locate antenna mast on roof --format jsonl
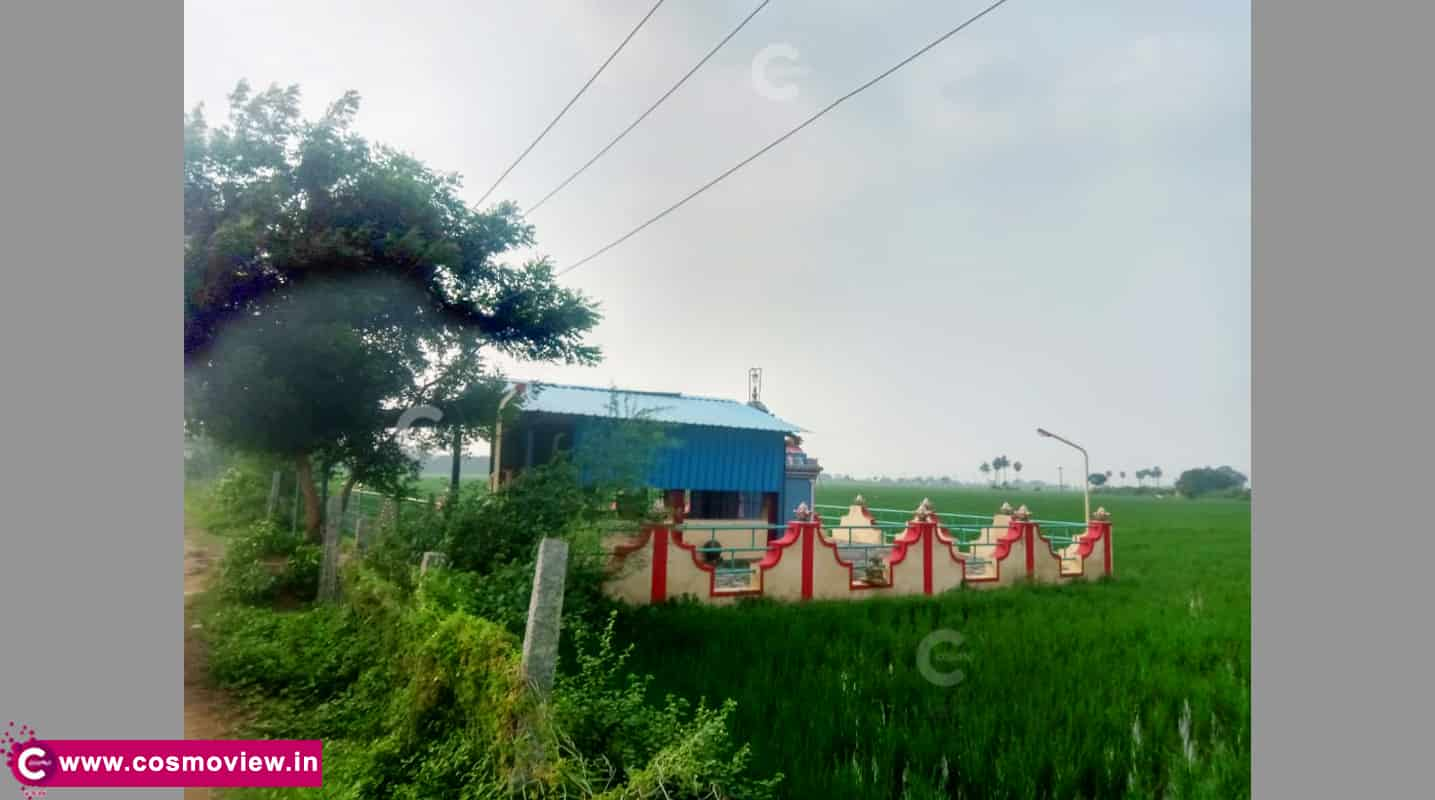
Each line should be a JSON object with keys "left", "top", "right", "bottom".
{"left": 748, "top": 368, "right": 769, "bottom": 412}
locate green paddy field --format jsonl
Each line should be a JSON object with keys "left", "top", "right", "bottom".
{"left": 612, "top": 484, "right": 1251, "bottom": 799}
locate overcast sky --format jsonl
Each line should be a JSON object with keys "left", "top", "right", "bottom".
{"left": 185, "top": 0, "right": 1250, "bottom": 484}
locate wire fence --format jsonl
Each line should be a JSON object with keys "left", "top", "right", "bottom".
{"left": 255, "top": 469, "right": 439, "bottom": 547}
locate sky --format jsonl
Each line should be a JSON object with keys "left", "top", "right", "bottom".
{"left": 184, "top": 0, "right": 1250, "bottom": 484}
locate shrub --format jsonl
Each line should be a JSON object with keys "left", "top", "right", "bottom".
{"left": 217, "top": 520, "right": 320, "bottom": 605}
{"left": 548, "top": 612, "right": 783, "bottom": 799}
{"left": 442, "top": 461, "right": 591, "bottom": 574}
{"left": 207, "top": 570, "right": 778, "bottom": 799}
{"left": 204, "top": 464, "right": 274, "bottom": 533}
{"left": 362, "top": 498, "right": 446, "bottom": 591}
{"left": 359, "top": 462, "right": 622, "bottom": 637}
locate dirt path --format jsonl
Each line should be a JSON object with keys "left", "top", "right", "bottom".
{"left": 184, "top": 525, "right": 239, "bottom": 800}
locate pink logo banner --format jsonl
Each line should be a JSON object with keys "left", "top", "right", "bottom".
{"left": 6, "top": 739, "right": 323, "bottom": 789}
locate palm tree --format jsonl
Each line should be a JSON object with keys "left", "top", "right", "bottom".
{"left": 1119, "top": 470, "right": 1126, "bottom": 486}
{"left": 979, "top": 462, "right": 992, "bottom": 486}
{"left": 1150, "top": 466, "right": 1163, "bottom": 488}
{"left": 1136, "top": 468, "right": 1149, "bottom": 488}
{"left": 1013, "top": 461, "right": 1023, "bottom": 484}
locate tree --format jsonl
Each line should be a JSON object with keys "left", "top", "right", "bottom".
{"left": 992, "top": 455, "right": 1010, "bottom": 486}
{"left": 1088, "top": 472, "right": 1108, "bottom": 487}
{"left": 1135, "top": 468, "right": 1149, "bottom": 488}
{"left": 184, "top": 82, "right": 601, "bottom": 547}
{"left": 406, "top": 342, "right": 512, "bottom": 501}
{"left": 1119, "top": 470, "right": 1126, "bottom": 485}
{"left": 979, "top": 462, "right": 992, "bottom": 485}
{"left": 1150, "top": 466, "right": 1164, "bottom": 488}
{"left": 321, "top": 426, "right": 419, "bottom": 524}
{"left": 1174, "top": 466, "right": 1247, "bottom": 498}
{"left": 1013, "top": 461, "right": 1023, "bottom": 483}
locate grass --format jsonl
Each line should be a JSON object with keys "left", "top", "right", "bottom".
{"left": 610, "top": 484, "right": 1250, "bottom": 799}
{"left": 408, "top": 474, "right": 488, "bottom": 498}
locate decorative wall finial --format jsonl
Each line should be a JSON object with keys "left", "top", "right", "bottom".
{"left": 1013, "top": 504, "right": 1032, "bottom": 521}
{"left": 914, "top": 498, "right": 934, "bottom": 522}
{"left": 1092, "top": 507, "right": 1111, "bottom": 521}
{"left": 793, "top": 502, "right": 813, "bottom": 521}
{"left": 854, "top": 494, "right": 866, "bottom": 507}
{"left": 999, "top": 502, "right": 1014, "bottom": 515}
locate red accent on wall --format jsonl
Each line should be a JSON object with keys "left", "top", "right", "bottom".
{"left": 1023, "top": 521, "right": 1035, "bottom": 576}
{"left": 651, "top": 526, "right": 668, "bottom": 603}
{"left": 1101, "top": 522, "right": 1113, "bottom": 576}
{"left": 921, "top": 522, "right": 934, "bottom": 595}
{"left": 1033, "top": 521, "right": 1114, "bottom": 579}
{"left": 664, "top": 490, "right": 687, "bottom": 524}
{"left": 809, "top": 518, "right": 899, "bottom": 592}
{"left": 800, "top": 522, "right": 815, "bottom": 600}
{"left": 932, "top": 521, "right": 1021, "bottom": 583}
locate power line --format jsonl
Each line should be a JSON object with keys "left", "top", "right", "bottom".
{"left": 557, "top": 0, "right": 1012, "bottom": 277}
{"left": 475, "top": 0, "right": 668, "bottom": 206}
{"left": 528, "top": 0, "right": 772, "bottom": 215}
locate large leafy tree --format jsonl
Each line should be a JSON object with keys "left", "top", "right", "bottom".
{"left": 405, "top": 338, "right": 514, "bottom": 500}
{"left": 184, "top": 81, "right": 601, "bottom": 543}
{"left": 1174, "top": 466, "right": 1246, "bottom": 498}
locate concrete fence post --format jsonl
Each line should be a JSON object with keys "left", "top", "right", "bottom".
{"left": 520, "top": 538, "right": 569, "bottom": 696}
{"left": 317, "top": 495, "right": 343, "bottom": 602}
{"left": 419, "top": 551, "right": 448, "bottom": 575}
{"left": 511, "top": 537, "right": 569, "bottom": 790}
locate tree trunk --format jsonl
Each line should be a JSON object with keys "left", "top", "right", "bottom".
{"left": 319, "top": 461, "right": 331, "bottom": 526}
{"left": 339, "top": 473, "right": 358, "bottom": 514}
{"left": 295, "top": 453, "right": 323, "bottom": 543}
{"left": 449, "top": 425, "right": 463, "bottom": 500}
{"left": 317, "top": 474, "right": 357, "bottom": 604}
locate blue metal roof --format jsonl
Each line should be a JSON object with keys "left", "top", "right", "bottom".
{"left": 574, "top": 420, "right": 786, "bottom": 492}
{"left": 514, "top": 382, "right": 801, "bottom": 433}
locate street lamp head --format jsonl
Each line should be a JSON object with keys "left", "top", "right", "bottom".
{"left": 1037, "top": 428, "right": 1052, "bottom": 438}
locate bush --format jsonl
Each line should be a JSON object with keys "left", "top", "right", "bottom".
{"left": 547, "top": 613, "right": 783, "bottom": 799}
{"left": 442, "top": 461, "right": 592, "bottom": 574}
{"left": 362, "top": 498, "right": 446, "bottom": 591}
{"left": 206, "top": 569, "right": 778, "bottom": 799}
{"left": 217, "top": 520, "right": 320, "bottom": 605}
{"left": 197, "top": 456, "right": 296, "bottom": 534}
{"left": 359, "top": 462, "right": 622, "bottom": 637}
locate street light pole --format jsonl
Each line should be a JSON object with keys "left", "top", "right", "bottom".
{"left": 1037, "top": 428, "right": 1091, "bottom": 522}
